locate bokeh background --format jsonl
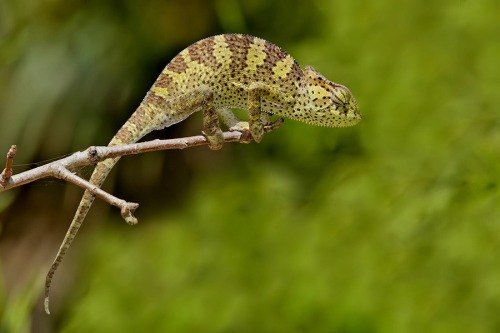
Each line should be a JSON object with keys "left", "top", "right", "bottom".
{"left": 1, "top": 0, "right": 499, "bottom": 332}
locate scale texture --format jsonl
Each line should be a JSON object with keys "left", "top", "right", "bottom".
{"left": 44, "top": 34, "right": 361, "bottom": 314}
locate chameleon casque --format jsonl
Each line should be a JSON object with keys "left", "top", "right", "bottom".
{"left": 44, "top": 34, "right": 361, "bottom": 314}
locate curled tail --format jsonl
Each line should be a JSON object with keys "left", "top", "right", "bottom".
{"left": 44, "top": 101, "right": 163, "bottom": 314}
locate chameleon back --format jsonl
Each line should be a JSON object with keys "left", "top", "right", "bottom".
{"left": 150, "top": 34, "right": 303, "bottom": 112}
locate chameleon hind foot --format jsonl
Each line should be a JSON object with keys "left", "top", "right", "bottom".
{"left": 229, "top": 121, "right": 253, "bottom": 144}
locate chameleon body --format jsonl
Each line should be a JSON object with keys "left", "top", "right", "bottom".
{"left": 44, "top": 34, "right": 361, "bottom": 314}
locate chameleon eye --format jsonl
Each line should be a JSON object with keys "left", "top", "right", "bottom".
{"left": 331, "top": 92, "right": 343, "bottom": 105}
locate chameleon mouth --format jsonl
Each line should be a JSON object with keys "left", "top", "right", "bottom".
{"left": 309, "top": 105, "right": 362, "bottom": 128}
{"left": 299, "top": 109, "right": 362, "bottom": 128}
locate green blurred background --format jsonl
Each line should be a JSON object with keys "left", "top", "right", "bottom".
{"left": 1, "top": 0, "right": 499, "bottom": 332}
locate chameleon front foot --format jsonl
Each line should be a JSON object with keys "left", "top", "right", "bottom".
{"left": 264, "top": 117, "right": 285, "bottom": 132}
{"left": 228, "top": 117, "right": 283, "bottom": 143}
{"left": 203, "top": 130, "right": 224, "bottom": 150}
{"left": 229, "top": 121, "right": 253, "bottom": 143}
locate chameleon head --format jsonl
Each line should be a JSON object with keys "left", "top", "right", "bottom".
{"left": 291, "top": 66, "right": 361, "bottom": 127}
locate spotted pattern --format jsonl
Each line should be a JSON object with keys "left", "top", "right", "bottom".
{"left": 152, "top": 34, "right": 303, "bottom": 112}
{"left": 45, "top": 35, "right": 361, "bottom": 315}
{"left": 167, "top": 51, "right": 188, "bottom": 73}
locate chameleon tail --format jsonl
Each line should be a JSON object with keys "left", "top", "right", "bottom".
{"left": 44, "top": 103, "right": 160, "bottom": 315}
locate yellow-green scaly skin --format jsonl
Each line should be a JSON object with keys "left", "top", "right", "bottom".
{"left": 44, "top": 34, "right": 361, "bottom": 314}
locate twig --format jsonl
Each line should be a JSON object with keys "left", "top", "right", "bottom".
{"left": 52, "top": 164, "right": 140, "bottom": 225}
{"left": 0, "top": 132, "right": 238, "bottom": 193}
{"left": 0, "top": 145, "right": 17, "bottom": 187}
{"left": 0, "top": 119, "right": 283, "bottom": 222}
{"left": 0, "top": 119, "right": 283, "bottom": 315}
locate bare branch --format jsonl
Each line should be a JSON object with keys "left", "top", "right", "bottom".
{"left": 0, "top": 145, "right": 17, "bottom": 187}
{"left": 0, "top": 131, "right": 237, "bottom": 193}
{"left": 0, "top": 118, "right": 283, "bottom": 224}
{"left": 50, "top": 164, "right": 140, "bottom": 225}
{"left": 0, "top": 119, "right": 283, "bottom": 316}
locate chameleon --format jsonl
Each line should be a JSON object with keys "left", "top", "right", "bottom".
{"left": 44, "top": 33, "right": 361, "bottom": 314}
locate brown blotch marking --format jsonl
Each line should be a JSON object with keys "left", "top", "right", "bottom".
{"left": 286, "top": 59, "right": 302, "bottom": 81}
{"left": 258, "top": 40, "right": 287, "bottom": 74}
{"left": 189, "top": 37, "right": 218, "bottom": 70}
{"left": 261, "top": 40, "right": 302, "bottom": 95}
{"left": 144, "top": 91, "right": 173, "bottom": 114}
{"left": 155, "top": 71, "right": 174, "bottom": 88}
{"left": 167, "top": 53, "right": 188, "bottom": 73}
{"left": 225, "top": 34, "right": 253, "bottom": 73}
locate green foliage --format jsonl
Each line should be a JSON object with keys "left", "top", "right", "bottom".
{"left": 1, "top": 0, "right": 499, "bottom": 331}
{"left": 0, "top": 275, "right": 43, "bottom": 333}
